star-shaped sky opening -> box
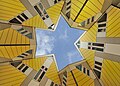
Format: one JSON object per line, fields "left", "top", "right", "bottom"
{"left": 36, "top": 16, "right": 85, "bottom": 70}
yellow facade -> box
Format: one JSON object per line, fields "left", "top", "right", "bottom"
{"left": 0, "top": 64, "right": 26, "bottom": 86}
{"left": 0, "top": 28, "right": 30, "bottom": 59}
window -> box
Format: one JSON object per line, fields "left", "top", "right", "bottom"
{"left": 67, "top": 1, "right": 71, "bottom": 5}
{"left": 76, "top": 65, "right": 82, "bottom": 71}
{"left": 21, "top": 13, "right": 28, "bottom": 20}
{"left": 21, "top": 30, "right": 27, "bottom": 34}
{"left": 81, "top": 21, "right": 85, "bottom": 27}
{"left": 92, "top": 47, "right": 103, "bottom": 52}
{"left": 26, "top": 50, "right": 32, "bottom": 54}
{"left": 98, "top": 24, "right": 106, "bottom": 27}
{"left": 66, "top": 12, "right": 70, "bottom": 19}
{"left": 87, "top": 18, "right": 90, "bottom": 24}
{"left": 25, "top": 33, "right": 32, "bottom": 39}
{"left": 22, "top": 66, "right": 29, "bottom": 72}
{"left": 54, "top": 0, "right": 57, "bottom": 4}
{"left": 98, "top": 13, "right": 107, "bottom": 23}
{"left": 83, "top": 67, "right": 86, "bottom": 73}
{"left": 17, "top": 28, "right": 24, "bottom": 32}
{"left": 18, "top": 55, "right": 24, "bottom": 58}
{"left": 46, "top": 15, "right": 49, "bottom": 18}
{"left": 17, "top": 15, "right": 24, "bottom": 22}
{"left": 88, "top": 43, "right": 91, "bottom": 45}
{"left": 22, "top": 53, "right": 28, "bottom": 56}
{"left": 18, "top": 64, "right": 25, "bottom": 70}
{"left": 95, "top": 61, "right": 102, "bottom": 66}
{"left": 63, "top": 81, "right": 66, "bottom": 86}
{"left": 95, "top": 65, "right": 101, "bottom": 70}
{"left": 93, "top": 69, "right": 101, "bottom": 79}
{"left": 87, "top": 70, "right": 90, "bottom": 76}
{"left": 34, "top": 6, "right": 42, "bottom": 16}
{"left": 11, "top": 61, "right": 22, "bottom": 67}
{"left": 9, "top": 18, "right": 21, "bottom": 24}
{"left": 34, "top": 69, "right": 42, "bottom": 80}
{"left": 98, "top": 29, "right": 106, "bottom": 32}
{"left": 92, "top": 43, "right": 104, "bottom": 47}
{"left": 63, "top": 77, "right": 67, "bottom": 82}
{"left": 91, "top": 16, "right": 94, "bottom": 22}
{"left": 38, "top": 71, "right": 45, "bottom": 82}
{"left": 67, "top": 6, "right": 71, "bottom": 10}
{"left": 50, "top": 82, "right": 54, "bottom": 86}
{"left": 38, "top": 3, "right": 43, "bottom": 10}
{"left": 63, "top": 71, "right": 67, "bottom": 78}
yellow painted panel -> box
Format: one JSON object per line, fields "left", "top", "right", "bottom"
{"left": 101, "top": 59, "right": 120, "bottom": 86}
{"left": 46, "top": 61, "right": 60, "bottom": 84}
{"left": 47, "top": 1, "right": 64, "bottom": 25}
{"left": 80, "top": 23, "right": 97, "bottom": 42}
{"left": 0, "top": 28, "right": 9, "bottom": 44}
{"left": 0, "top": 64, "right": 26, "bottom": 86}
{"left": 67, "top": 71, "right": 76, "bottom": 86}
{"left": 0, "top": 46, "right": 10, "bottom": 58}
{"left": 5, "top": 28, "right": 13, "bottom": 44}
{"left": 107, "top": 6, "right": 120, "bottom": 37}
{"left": 11, "top": 29, "right": 18, "bottom": 44}
{"left": 23, "top": 57, "right": 47, "bottom": 71}
{"left": 80, "top": 48, "right": 95, "bottom": 69}
{"left": 0, "top": 0, "right": 26, "bottom": 21}
{"left": 22, "top": 15, "right": 48, "bottom": 29}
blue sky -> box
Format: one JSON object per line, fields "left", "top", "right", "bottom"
{"left": 36, "top": 16, "right": 84, "bottom": 70}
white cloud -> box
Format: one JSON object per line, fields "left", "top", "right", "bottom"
{"left": 67, "top": 51, "right": 78, "bottom": 63}
{"left": 36, "top": 30, "right": 55, "bottom": 56}
{"left": 59, "top": 29, "right": 68, "bottom": 39}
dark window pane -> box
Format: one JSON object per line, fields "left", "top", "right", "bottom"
{"left": 98, "top": 24, "right": 106, "bottom": 27}
{"left": 54, "top": 0, "right": 57, "bottom": 4}
{"left": 17, "top": 28, "right": 24, "bottom": 32}
{"left": 50, "top": 82, "right": 54, "bottom": 86}
{"left": 91, "top": 16, "right": 94, "bottom": 22}
{"left": 83, "top": 67, "right": 86, "bottom": 73}
{"left": 63, "top": 81, "right": 66, "bottom": 86}
{"left": 18, "top": 64, "right": 25, "bottom": 70}
{"left": 63, "top": 71, "right": 67, "bottom": 77}
{"left": 39, "top": 3, "right": 43, "bottom": 10}
{"left": 21, "top": 13, "right": 28, "bottom": 20}
{"left": 92, "top": 47, "right": 103, "bottom": 52}
{"left": 81, "top": 21, "right": 85, "bottom": 27}
{"left": 67, "top": 6, "right": 71, "bottom": 10}
{"left": 11, "top": 61, "right": 22, "bottom": 67}
{"left": 21, "top": 30, "right": 27, "bottom": 34}
{"left": 25, "top": 33, "right": 32, "bottom": 39}
{"left": 9, "top": 18, "right": 21, "bottom": 24}
{"left": 67, "top": 1, "right": 71, "bottom": 5}
{"left": 22, "top": 53, "right": 28, "bottom": 56}
{"left": 26, "top": 50, "right": 32, "bottom": 54}
{"left": 34, "top": 69, "right": 42, "bottom": 80}
{"left": 22, "top": 66, "right": 29, "bottom": 72}
{"left": 18, "top": 55, "right": 24, "bottom": 58}
{"left": 95, "top": 65, "right": 101, "bottom": 70}
{"left": 17, "top": 15, "right": 24, "bottom": 22}
{"left": 34, "top": 6, "right": 42, "bottom": 16}
{"left": 95, "top": 61, "right": 102, "bottom": 66}
{"left": 92, "top": 43, "right": 104, "bottom": 47}
{"left": 87, "top": 70, "right": 90, "bottom": 76}
{"left": 87, "top": 18, "right": 90, "bottom": 24}
{"left": 63, "top": 77, "right": 67, "bottom": 82}
{"left": 66, "top": 12, "right": 70, "bottom": 19}
{"left": 93, "top": 69, "right": 101, "bottom": 79}
{"left": 39, "top": 71, "right": 45, "bottom": 80}
{"left": 76, "top": 65, "right": 82, "bottom": 71}
{"left": 98, "top": 13, "right": 107, "bottom": 23}
{"left": 88, "top": 43, "right": 91, "bottom": 45}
